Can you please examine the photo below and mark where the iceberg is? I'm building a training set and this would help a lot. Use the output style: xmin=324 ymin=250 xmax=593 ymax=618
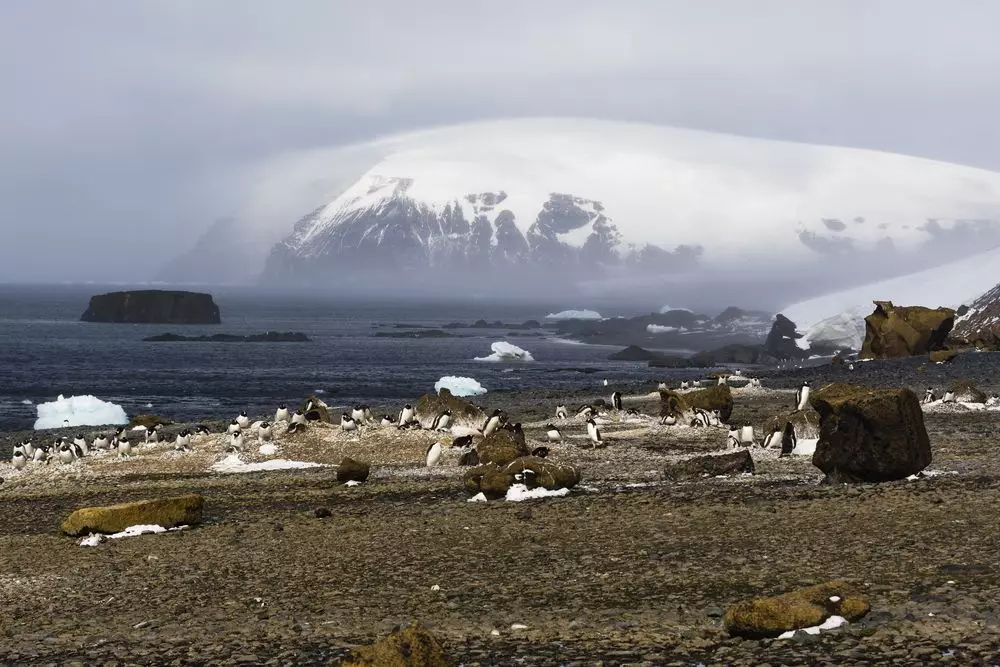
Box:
xmin=34 ymin=394 xmax=128 ymax=430
xmin=474 ymin=341 xmax=535 ymax=362
xmin=434 ymin=376 xmax=488 ymax=397
xmin=545 ymin=310 xmax=603 ymax=320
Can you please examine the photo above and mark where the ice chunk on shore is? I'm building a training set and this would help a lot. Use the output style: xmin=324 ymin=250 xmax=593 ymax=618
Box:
xmin=778 ymin=615 xmax=847 ymax=639
xmin=475 ymin=341 xmax=534 ymax=362
xmin=211 ymin=454 xmax=324 ymax=473
xmin=545 ymin=309 xmax=602 ymax=320
xmin=435 ymin=376 xmax=488 ymax=397
xmin=34 ymin=394 xmax=128 ymax=430
xmin=505 ymin=484 xmax=570 ymax=501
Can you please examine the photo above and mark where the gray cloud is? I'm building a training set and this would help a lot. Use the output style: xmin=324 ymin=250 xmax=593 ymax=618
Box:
xmin=2 ymin=0 xmax=1000 ymax=282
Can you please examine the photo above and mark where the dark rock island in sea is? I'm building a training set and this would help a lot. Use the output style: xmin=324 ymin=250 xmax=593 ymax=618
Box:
xmin=143 ymin=332 xmax=310 ymax=343
xmin=81 ymin=290 xmax=221 ymax=325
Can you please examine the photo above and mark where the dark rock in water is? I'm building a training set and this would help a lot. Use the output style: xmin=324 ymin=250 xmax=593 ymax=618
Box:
xmin=414 ymin=388 xmax=485 ymax=428
xmin=342 ymin=621 xmax=447 ymax=667
xmin=811 ymin=383 xmax=931 ymax=483
xmin=724 ymin=581 xmax=870 ymax=639
xmin=81 ymin=290 xmax=220 ymax=324
xmin=336 ymin=458 xmax=370 ymax=483
xmin=861 ymin=300 xmax=954 ymax=359
xmin=373 ymin=329 xmax=455 ymax=339
xmin=609 ymin=345 xmax=663 ymax=361
xmin=664 ymin=450 xmax=754 ymax=480
xmin=764 ymin=314 xmax=808 ymax=360
xmin=144 ymin=331 xmax=310 ymax=342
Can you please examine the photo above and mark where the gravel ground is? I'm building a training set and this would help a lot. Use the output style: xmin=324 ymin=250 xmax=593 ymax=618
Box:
xmin=2 ymin=361 xmax=1000 ymax=665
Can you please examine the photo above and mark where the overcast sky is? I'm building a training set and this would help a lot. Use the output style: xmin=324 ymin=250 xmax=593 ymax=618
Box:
xmin=2 ymin=1 xmax=1000 ymax=283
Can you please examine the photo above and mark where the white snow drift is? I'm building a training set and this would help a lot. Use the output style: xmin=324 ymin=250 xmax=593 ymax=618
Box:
xmin=34 ymin=394 xmax=128 ymax=430
xmin=78 ymin=524 xmax=188 ymax=547
xmin=434 ymin=376 xmax=488 ymax=397
xmin=211 ymin=454 xmax=325 ymax=473
xmin=475 ymin=341 xmax=535 ymax=362
xmin=545 ymin=310 xmax=603 ymax=320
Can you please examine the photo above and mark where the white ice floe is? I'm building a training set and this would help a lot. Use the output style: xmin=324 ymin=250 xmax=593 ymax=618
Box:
xmin=505 ymin=484 xmax=570 ymax=502
xmin=435 ymin=376 xmax=488 ymax=397
xmin=78 ymin=524 xmax=188 ymax=546
xmin=545 ymin=309 xmax=602 ymax=320
xmin=34 ymin=394 xmax=128 ymax=430
xmin=474 ymin=341 xmax=535 ymax=362
xmin=21 ymin=399 xmax=32 ymax=405
xmin=778 ymin=615 xmax=848 ymax=639
xmin=210 ymin=454 xmax=324 ymax=473
xmin=258 ymin=443 xmax=278 ymax=456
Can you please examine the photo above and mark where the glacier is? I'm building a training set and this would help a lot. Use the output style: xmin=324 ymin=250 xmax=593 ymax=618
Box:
xmin=34 ymin=394 xmax=128 ymax=430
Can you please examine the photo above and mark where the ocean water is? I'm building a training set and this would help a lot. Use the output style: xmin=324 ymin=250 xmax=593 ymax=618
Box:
xmin=0 ymin=285 xmax=689 ymax=432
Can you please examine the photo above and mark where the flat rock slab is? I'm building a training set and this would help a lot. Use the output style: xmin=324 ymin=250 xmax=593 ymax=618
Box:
xmin=724 ymin=580 xmax=870 ymax=639
xmin=61 ymin=494 xmax=204 ymax=536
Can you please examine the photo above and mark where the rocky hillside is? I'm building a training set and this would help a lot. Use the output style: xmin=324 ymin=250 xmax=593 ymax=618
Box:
xmin=953 ymin=281 xmax=1000 ymax=347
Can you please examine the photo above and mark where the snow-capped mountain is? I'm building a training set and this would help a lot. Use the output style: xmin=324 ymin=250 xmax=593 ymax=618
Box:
xmin=167 ymin=118 xmax=1000 ymax=303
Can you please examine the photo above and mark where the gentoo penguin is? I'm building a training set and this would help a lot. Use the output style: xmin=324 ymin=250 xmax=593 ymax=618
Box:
xmin=195 ymin=425 xmax=211 ymax=435
xmin=11 ymin=450 xmax=27 ymax=470
xmin=575 ymin=404 xmax=594 ymax=419
xmin=922 ymin=387 xmax=936 ymax=404
xmin=794 ymin=381 xmax=811 ymax=411
xmin=380 ymin=414 xmax=393 ymax=427
xmin=717 ymin=375 xmax=728 ymax=386
xmin=57 ymin=442 xmax=76 ymax=464
xmin=482 ymin=409 xmax=503 ymax=437
xmin=174 ymin=430 xmax=192 ymax=451
xmin=987 ymin=393 xmax=1000 ymax=407
xmin=341 ymin=414 xmax=357 ymax=432
xmin=229 ymin=431 xmax=245 ymax=452
xmin=680 ymin=381 xmax=690 ymax=391
xmin=611 ymin=391 xmax=623 ymax=411
xmin=555 ymin=405 xmax=568 ymax=420
xmin=458 ymin=449 xmax=480 ymax=466
xmin=657 ymin=382 xmax=669 ymax=391
xmin=286 ymin=421 xmax=306 ymax=435
xmin=236 ymin=411 xmax=250 ymax=429
xmin=257 ymin=422 xmax=273 ymax=442
xmin=275 ymin=404 xmax=290 ymax=422
xmin=117 ymin=437 xmax=132 ymax=458
xmin=21 ymin=440 xmax=35 ymax=460
xmin=73 ymin=435 xmax=88 ymax=454
xmin=586 ymin=418 xmax=603 ymax=447
xmin=351 ymin=406 xmax=366 ymax=425
xmin=451 ymin=434 xmax=474 ymax=449
xmin=690 ymin=408 xmax=710 ymax=427
xmin=227 ymin=420 xmax=242 ymax=435
xmin=739 ymin=423 xmax=756 ymax=447
xmin=762 ymin=424 xmax=783 ymax=449
xmin=942 ymin=390 xmax=956 ymax=403
xmin=431 ymin=410 xmax=452 ymax=432
xmin=398 ymin=404 xmax=415 ymax=427
xmin=660 ymin=414 xmax=678 ymax=426
xmin=362 ymin=406 xmax=374 ymax=425
xmin=603 ymin=378 xmax=609 ymax=387
xmin=545 ymin=424 xmax=562 ymax=442
xmin=425 ymin=442 xmax=443 ymax=467
xmin=780 ymin=421 xmax=797 ymax=457
xmin=727 ymin=425 xmax=741 ymax=449
xmin=531 ymin=446 xmax=549 ymax=458
xmin=32 ymin=446 xmax=47 ymax=462
xmin=290 ymin=410 xmax=307 ymax=426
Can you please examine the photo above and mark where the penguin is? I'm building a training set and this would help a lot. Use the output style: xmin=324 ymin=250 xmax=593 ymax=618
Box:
xmin=727 ymin=425 xmax=741 ymax=449
xmin=117 ymin=437 xmax=132 ymax=458
xmin=586 ymin=418 xmax=602 ymax=447
xmin=531 ymin=446 xmax=549 ymax=458
xmin=625 ymin=408 xmax=640 ymax=418
xmin=660 ymin=414 xmax=677 ymax=426
xmin=73 ymin=435 xmax=88 ymax=454
xmin=657 ymin=382 xmax=669 ymax=391
xmin=482 ymin=409 xmax=503 ymax=437
xmin=555 ymin=405 xmax=568 ymax=420
xmin=351 ymin=406 xmax=366 ymax=425
xmin=611 ymin=391 xmax=623 ymax=411
xmin=545 ymin=424 xmax=562 ymax=442
xmin=21 ymin=440 xmax=35 ymax=460
xmin=380 ymin=415 xmax=393 ymax=427
xmin=362 ymin=406 xmax=374 ymax=425
xmin=11 ymin=450 xmax=27 ymax=470
xmin=739 ymin=423 xmax=755 ymax=447
xmin=451 ymin=434 xmax=474 ymax=449
xmin=398 ymin=404 xmax=415 ymax=427
xmin=691 ymin=408 xmax=710 ymax=427
xmin=794 ymin=381 xmax=811 ymax=411
xmin=257 ymin=422 xmax=273 ymax=442
xmin=717 ymin=375 xmax=728 ymax=386
xmin=987 ymin=393 xmax=1000 ymax=407
xmin=942 ymin=390 xmax=956 ymax=403
xmin=286 ymin=421 xmax=306 ymax=435
xmin=236 ymin=411 xmax=250 ymax=429
xmin=458 ymin=449 xmax=481 ymax=466
xmin=780 ymin=421 xmax=797 ymax=457
xmin=848 ymin=363 xmax=855 ymax=371
xmin=575 ymin=404 xmax=594 ymax=419
xmin=227 ymin=420 xmax=242 ymax=435
xmin=195 ymin=425 xmax=211 ymax=436
xmin=680 ymin=381 xmax=690 ymax=391
xmin=290 ymin=410 xmax=307 ymax=426
xmin=922 ymin=387 xmax=936 ymax=404
xmin=174 ymin=430 xmax=192 ymax=451
xmin=275 ymin=404 xmax=290 ymax=422
xmin=425 ymin=442 xmax=443 ymax=467
xmin=57 ymin=442 xmax=76 ymax=464
xmin=32 ymin=446 xmax=47 ymax=462
xmin=341 ymin=414 xmax=357 ymax=432
xmin=603 ymin=378 xmax=609 ymax=387
xmin=431 ymin=410 xmax=452 ymax=432
xmin=762 ymin=424 xmax=783 ymax=449
xmin=710 ymin=410 xmax=722 ymax=427
xmin=229 ymin=431 xmax=245 ymax=452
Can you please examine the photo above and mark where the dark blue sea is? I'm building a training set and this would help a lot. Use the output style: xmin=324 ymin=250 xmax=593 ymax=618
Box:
xmin=0 ymin=285 xmax=692 ymax=432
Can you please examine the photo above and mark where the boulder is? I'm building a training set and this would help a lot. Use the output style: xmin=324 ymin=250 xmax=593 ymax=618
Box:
xmin=860 ymin=301 xmax=955 ymax=359
xmin=337 ymin=458 xmax=370 ymax=483
xmin=299 ymin=395 xmax=330 ymax=423
xmin=764 ymin=314 xmax=808 ymax=360
xmin=685 ymin=384 xmax=734 ymax=422
xmin=61 ymin=494 xmax=204 ymax=536
xmin=463 ymin=464 xmax=515 ymax=500
xmin=476 ymin=428 xmax=529 ymax=466
xmin=81 ymin=290 xmax=221 ymax=324
xmin=929 ymin=349 xmax=957 ymax=364
xmin=129 ymin=414 xmax=173 ymax=429
xmin=658 ymin=389 xmax=690 ymax=418
xmin=810 ymin=383 xmax=931 ymax=483
xmin=608 ymin=345 xmax=663 ymax=362
xmin=948 ymin=379 xmax=987 ymax=403
xmin=505 ymin=456 xmax=581 ymax=490
xmin=724 ymin=581 xmax=870 ymax=639
xmin=663 ymin=450 xmax=754 ymax=480
xmin=342 ymin=621 xmax=447 ymax=667
xmin=414 ymin=388 xmax=485 ymax=428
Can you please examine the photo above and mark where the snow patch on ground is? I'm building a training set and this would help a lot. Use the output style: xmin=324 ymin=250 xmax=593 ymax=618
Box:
xmin=907 ymin=469 xmax=959 ymax=481
xmin=475 ymin=341 xmax=535 ymax=362
xmin=778 ymin=615 xmax=848 ymax=639
xmin=34 ymin=394 xmax=128 ymax=430
xmin=435 ymin=376 xmax=488 ymax=396
xmin=211 ymin=454 xmax=325 ymax=473
xmin=505 ymin=484 xmax=571 ymax=501
xmin=545 ymin=309 xmax=603 ymax=320
xmin=258 ymin=443 xmax=278 ymax=456
xmin=79 ymin=524 xmax=188 ymax=546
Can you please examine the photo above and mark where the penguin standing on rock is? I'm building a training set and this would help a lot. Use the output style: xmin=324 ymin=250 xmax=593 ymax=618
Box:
xmin=380 ymin=415 xmax=393 ymax=427
xmin=586 ymin=418 xmax=603 ymax=447
xmin=727 ymin=425 xmax=741 ymax=449
xmin=146 ymin=426 xmax=161 ymax=444
xmin=229 ymin=431 xmax=245 ymax=452
xmin=398 ymin=404 xmax=415 ymax=427
xmin=73 ymin=435 xmax=88 ymax=455
xmin=660 ymin=414 xmax=677 ymax=426
xmin=11 ymin=449 xmax=27 ymax=470
xmin=57 ymin=441 xmax=76 ymax=464
xmin=451 ymin=435 xmax=474 ymax=449
xmin=482 ymin=409 xmax=503 ymax=437
xmin=780 ymin=421 xmax=797 ymax=457
xmin=21 ymin=440 xmax=35 ymax=460
xmin=257 ymin=422 xmax=273 ymax=442
xmin=545 ymin=424 xmax=562 ymax=442
xmin=942 ymin=390 xmax=956 ymax=403
xmin=575 ymin=405 xmax=594 ymax=419
xmin=794 ymin=381 xmax=811 ymax=411
xmin=174 ymin=430 xmax=192 ymax=451
xmin=341 ymin=414 xmax=357 ymax=432
xmin=739 ymin=422 xmax=756 ymax=447
xmin=351 ymin=406 xmax=366 ymax=425
xmin=275 ymin=404 xmax=290 ymax=422
xmin=227 ymin=420 xmax=242 ymax=435
xmin=117 ymin=437 xmax=132 ymax=458
xmin=425 ymin=442 xmax=443 ymax=467
xmin=431 ymin=410 xmax=452 ymax=432
xmin=555 ymin=405 xmax=568 ymax=420
xmin=290 ymin=410 xmax=307 ymax=426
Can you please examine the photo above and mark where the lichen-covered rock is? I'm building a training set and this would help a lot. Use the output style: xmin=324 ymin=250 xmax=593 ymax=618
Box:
xmin=861 ymin=301 xmax=955 ymax=359
xmin=811 ymin=383 xmax=931 ymax=483
xmin=299 ymin=395 xmax=330 ymax=423
xmin=948 ymin=379 xmax=987 ymax=403
xmin=81 ymin=290 xmax=220 ymax=324
xmin=663 ymin=450 xmax=754 ymax=480
xmin=414 ymin=388 xmax=485 ymax=428
xmin=342 ymin=621 xmax=448 ymax=667
xmin=929 ymin=349 xmax=957 ymax=364
xmin=685 ymin=384 xmax=734 ymax=422
xmin=476 ymin=428 xmax=529 ymax=466
xmin=505 ymin=456 xmax=581 ymax=490
xmin=61 ymin=494 xmax=203 ymax=536
xmin=724 ymin=581 xmax=870 ymax=639
xmin=337 ymin=458 xmax=370 ymax=483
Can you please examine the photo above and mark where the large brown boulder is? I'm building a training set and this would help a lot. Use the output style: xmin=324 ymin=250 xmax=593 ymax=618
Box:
xmin=724 ymin=581 xmax=870 ymax=639
xmin=860 ymin=300 xmax=955 ymax=359
xmin=462 ymin=464 xmax=515 ymax=500
xmin=414 ymin=388 xmax=485 ymax=428
xmin=810 ymin=383 xmax=931 ymax=483
xmin=948 ymin=379 xmax=987 ymax=403
xmin=686 ymin=384 xmax=734 ymax=422
xmin=337 ymin=458 xmax=370 ymax=483
xmin=476 ymin=428 xmax=529 ymax=466
xmin=664 ymin=450 xmax=754 ymax=480
xmin=61 ymin=494 xmax=203 ymax=536
xmin=342 ymin=621 xmax=448 ymax=667
xmin=505 ymin=456 xmax=581 ymax=490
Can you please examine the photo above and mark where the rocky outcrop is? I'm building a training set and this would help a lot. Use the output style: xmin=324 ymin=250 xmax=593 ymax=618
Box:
xmin=952 ymin=281 xmax=1000 ymax=349
xmin=608 ymin=345 xmax=663 ymax=361
xmin=663 ymin=450 xmax=754 ymax=480
xmin=475 ymin=428 xmax=529 ymax=466
xmin=464 ymin=457 xmax=581 ymax=498
xmin=659 ymin=384 xmax=734 ymax=422
xmin=342 ymin=621 xmax=447 ymax=667
xmin=764 ymin=314 xmax=807 ymax=360
xmin=336 ymin=458 xmax=370 ymax=483
xmin=129 ymin=414 xmax=173 ymax=429
xmin=948 ymin=379 xmax=987 ymax=403
xmin=61 ymin=494 xmax=204 ymax=536
xmin=724 ymin=581 xmax=870 ymax=639
xmin=414 ymin=388 xmax=485 ymax=428
xmin=810 ymin=383 xmax=931 ymax=483
xmin=299 ymin=395 xmax=330 ymax=423
xmin=860 ymin=301 xmax=955 ymax=359
xmin=81 ymin=290 xmax=221 ymax=325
